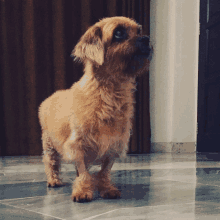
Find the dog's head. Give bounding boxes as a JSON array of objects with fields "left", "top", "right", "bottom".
[{"left": 72, "top": 17, "right": 152, "bottom": 78}]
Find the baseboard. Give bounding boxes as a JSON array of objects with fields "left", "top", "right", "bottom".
[{"left": 150, "top": 142, "right": 196, "bottom": 153}]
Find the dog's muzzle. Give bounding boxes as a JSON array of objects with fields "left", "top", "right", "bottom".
[{"left": 135, "top": 36, "right": 152, "bottom": 61}]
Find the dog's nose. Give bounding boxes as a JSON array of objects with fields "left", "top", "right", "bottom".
[
  {"left": 136, "top": 36, "right": 149, "bottom": 47},
  {"left": 135, "top": 36, "right": 151, "bottom": 55}
]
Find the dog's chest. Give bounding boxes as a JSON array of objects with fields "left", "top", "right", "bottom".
[
  {"left": 101, "top": 107, "right": 128, "bottom": 132},
  {"left": 96, "top": 97, "right": 133, "bottom": 138},
  {"left": 97, "top": 115, "right": 129, "bottom": 150},
  {"left": 96, "top": 125, "right": 124, "bottom": 159}
]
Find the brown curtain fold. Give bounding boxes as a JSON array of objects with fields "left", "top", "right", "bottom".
[
  {"left": 22, "top": 0, "right": 39, "bottom": 155},
  {"left": 52, "top": 0, "right": 66, "bottom": 91},
  {"left": 0, "top": 0, "right": 151, "bottom": 156}
]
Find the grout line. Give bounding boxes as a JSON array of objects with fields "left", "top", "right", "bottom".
[
  {"left": 156, "top": 178, "right": 220, "bottom": 188},
  {"left": 82, "top": 202, "right": 195, "bottom": 220},
  {"left": 0, "top": 193, "right": 69, "bottom": 202},
  {"left": 0, "top": 202, "right": 66, "bottom": 220}
]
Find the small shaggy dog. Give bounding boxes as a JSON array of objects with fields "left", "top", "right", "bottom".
[{"left": 38, "top": 16, "right": 151, "bottom": 202}]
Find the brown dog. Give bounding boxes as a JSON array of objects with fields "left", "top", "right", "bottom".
[{"left": 38, "top": 16, "right": 151, "bottom": 202}]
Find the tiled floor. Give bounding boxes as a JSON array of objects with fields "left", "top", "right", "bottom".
[{"left": 1, "top": 153, "right": 220, "bottom": 219}]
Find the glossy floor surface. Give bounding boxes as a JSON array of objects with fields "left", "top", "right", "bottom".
[{"left": 1, "top": 153, "right": 220, "bottom": 219}]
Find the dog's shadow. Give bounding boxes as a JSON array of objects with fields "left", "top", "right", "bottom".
[{"left": 46, "top": 170, "right": 149, "bottom": 202}]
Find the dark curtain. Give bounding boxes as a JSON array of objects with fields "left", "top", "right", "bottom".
[{"left": 0, "top": 0, "right": 151, "bottom": 156}]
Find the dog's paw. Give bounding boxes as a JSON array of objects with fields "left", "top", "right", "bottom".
[
  {"left": 47, "top": 179, "right": 64, "bottom": 188},
  {"left": 100, "top": 188, "right": 121, "bottom": 199},
  {"left": 71, "top": 190, "right": 93, "bottom": 203}
]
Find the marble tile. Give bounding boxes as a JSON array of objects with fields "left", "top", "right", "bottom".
[
  {"left": 0, "top": 203, "right": 59, "bottom": 220},
  {"left": 84, "top": 201, "right": 220, "bottom": 220},
  {"left": 1, "top": 153, "right": 220, "bottom": 219}
]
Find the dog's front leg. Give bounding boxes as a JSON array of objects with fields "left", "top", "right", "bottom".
[
  {"left": 72, "top": 156, "right": 95, "bottom": 202},
  {"left": 96, "top": 157, "right": 121, "bottom": 199}
]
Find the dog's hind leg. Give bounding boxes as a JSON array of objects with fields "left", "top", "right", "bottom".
[{"left": 42, "top": 131, "right": 63, "bottom": 187}]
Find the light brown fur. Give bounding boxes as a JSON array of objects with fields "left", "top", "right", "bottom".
[{"left": 38, "top": 16, "right": 151, "bottom": 202}]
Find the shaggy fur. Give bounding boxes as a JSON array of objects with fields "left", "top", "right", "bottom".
[{"left": 38, "top": 16, "right": 151, "bottom": 202}]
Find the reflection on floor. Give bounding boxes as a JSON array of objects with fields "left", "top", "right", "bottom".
[{"left": 1, "top": 153, "right": 220, "bottom": 219}]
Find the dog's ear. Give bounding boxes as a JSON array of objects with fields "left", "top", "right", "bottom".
[{"left": 72, "top": 26, "right": 104, "bottom": 65}]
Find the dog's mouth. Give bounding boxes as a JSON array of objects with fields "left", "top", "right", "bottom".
[
  {"left": 134, "top": 36, "right": 152, "bottom": 60},
  {"left": 126, "top": 36, "right": 153, "bottom": 72},
  {"left": 128, "top": 36, "right": 152, "bottom": 72},
  {"left": 134, "top": 48, "right": 152, "bottom": 61},
  {"left": 130, "top": 54, "right": 148, "bottom": 72}
]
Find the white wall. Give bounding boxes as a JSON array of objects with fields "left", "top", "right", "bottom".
[{"left": 149, "top": 0, "right": 200, "bottom": 153}]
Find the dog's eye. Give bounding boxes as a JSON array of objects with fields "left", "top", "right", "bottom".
[
  {"left": 113, "top": 27, "right": 127, "bottom": 42},
  {"left": 115, "top": 30, "right": 124, "bottom": 38}
]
